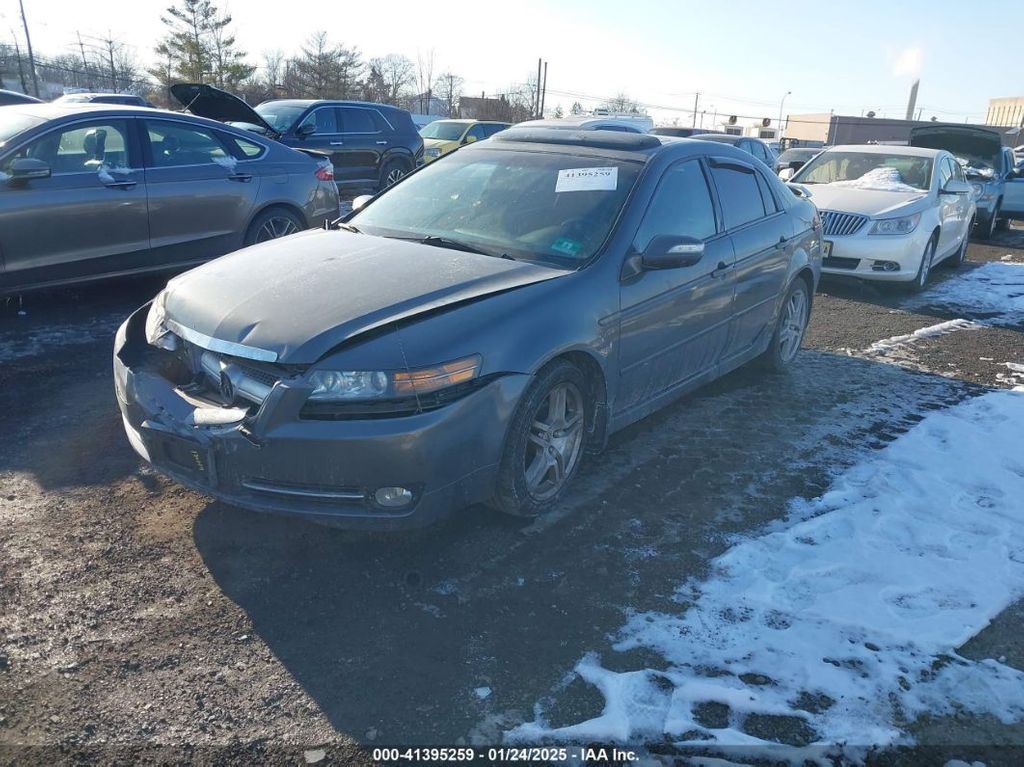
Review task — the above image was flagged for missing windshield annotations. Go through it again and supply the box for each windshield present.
[0,112,45,148]
[778,149,816,163]
[793,151,933,191]
[349,148,642,266]
[420,122,467,141]
[254,103,307,132]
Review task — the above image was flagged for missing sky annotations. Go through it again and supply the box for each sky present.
[2,0,1020,127]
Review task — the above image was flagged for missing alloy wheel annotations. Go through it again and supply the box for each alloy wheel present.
[917,239,935,289]
[255,216,299,242]
[523,382,585,501]
[385,167,405,187]
[777,287,809,362]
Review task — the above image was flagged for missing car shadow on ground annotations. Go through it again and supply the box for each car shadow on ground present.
[192,350,983,745]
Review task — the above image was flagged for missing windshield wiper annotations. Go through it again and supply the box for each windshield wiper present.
[336,222,361,233]
[418,235,492,256]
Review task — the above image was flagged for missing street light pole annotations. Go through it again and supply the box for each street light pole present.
[778,90,791,143]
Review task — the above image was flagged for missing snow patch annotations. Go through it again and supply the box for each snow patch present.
[832,167,921,193]
[508,388,1024,749]
[213,155,238,172]
[96,164,133,184]
[475,686,492,700]
[906,262,1024,326]
[865,318,980,354]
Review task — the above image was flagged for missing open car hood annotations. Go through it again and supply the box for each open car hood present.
[169,83,277,136]
[162,229,568,364]
[909,124,1002,168]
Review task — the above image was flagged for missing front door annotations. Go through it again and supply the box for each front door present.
[0,118,149,289]
[142,117,261,265]
[617,159,735,416]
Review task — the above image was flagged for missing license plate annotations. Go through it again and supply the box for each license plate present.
[822,240,833,258]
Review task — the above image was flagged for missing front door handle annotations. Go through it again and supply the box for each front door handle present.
[375,140,388,145]
[103,180,137,189]
[227,173,253,182]
[775,236,788,250]
[330,141,345,146]
[711,261,731,278]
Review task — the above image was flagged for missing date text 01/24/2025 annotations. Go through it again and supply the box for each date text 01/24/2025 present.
[372,746,640,763]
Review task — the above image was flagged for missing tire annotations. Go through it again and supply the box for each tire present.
[946,222,970,268]
[906,234,937,293]
[378,158,409,191]
[975,209,998,241]
[244,207,304,246]
[492,360,589,518]
[758,278,811,372]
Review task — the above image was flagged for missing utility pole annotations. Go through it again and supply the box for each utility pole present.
[18,0,40,98]
[692,92,700,127]
[103,32,118,91]
[11,34,29,94]
[76,32,90,88]
[540,61,548,118]
[535,58,542,118]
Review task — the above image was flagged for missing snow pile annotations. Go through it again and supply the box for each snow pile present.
[509,388,1024,750]
[96,164,133,184]
[832,167,920,193]
[865,318,980,354]
[956,157,995,180]
[907,262,1024,326]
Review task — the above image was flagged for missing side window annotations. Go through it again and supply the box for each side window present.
[754,171,779,213]
[952,161,965,183]
[482,124,506,138]
[226,134,266,159]
[299,108,338,135]
[465,124,487,142]
[633,160,717,251]
[371,110,392,132]
[147,121,230,168]
[2,121,131,175]
[709,164,768,229]
[938,158,953,189]
[339,108,377,133]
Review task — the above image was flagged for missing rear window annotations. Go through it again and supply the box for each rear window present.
[710,165,767,229]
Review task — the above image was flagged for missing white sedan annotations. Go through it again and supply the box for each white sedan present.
[789,145,976,291]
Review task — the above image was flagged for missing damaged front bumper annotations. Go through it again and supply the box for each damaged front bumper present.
[114,306,529,530]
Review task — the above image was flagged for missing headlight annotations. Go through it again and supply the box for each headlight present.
[306,354,481,401]
[425,147,441,158]
[970,182,984,198]
[144,290,178,350]
[869,212,921,236]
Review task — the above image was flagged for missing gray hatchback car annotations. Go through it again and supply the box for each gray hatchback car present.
[115,129,821,531]
[0,103,339,294]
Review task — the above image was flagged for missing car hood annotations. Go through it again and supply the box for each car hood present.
[798,184,928,217]
[162,229,567,364]
[170,83,277,136]
[423,137,459,151]
[910,124,1002,172]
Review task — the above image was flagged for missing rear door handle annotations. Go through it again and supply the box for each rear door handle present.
[103,180,137,189]
[375,140,388,145]
[228,173,253,183]
[711,261,731,278]
[775,236,789,250]
[330,141,345,146]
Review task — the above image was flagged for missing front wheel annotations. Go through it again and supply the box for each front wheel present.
[758,279,810,372]
[906,235,936,293]
[947,222,971,268]
[492,361,589,518]
[974,209,998,241]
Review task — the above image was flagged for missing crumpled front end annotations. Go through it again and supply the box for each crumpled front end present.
[114,304,528,530]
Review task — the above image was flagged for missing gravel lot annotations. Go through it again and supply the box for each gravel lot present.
[1,223,1023,764]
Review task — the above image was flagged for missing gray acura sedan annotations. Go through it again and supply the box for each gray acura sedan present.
[0,103,339,294]
[114,129,821,530]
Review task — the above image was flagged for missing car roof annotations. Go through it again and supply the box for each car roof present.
[826,144,945,158]
[257,99,401,111]
[516,116,650,130]
[690,134,754,144]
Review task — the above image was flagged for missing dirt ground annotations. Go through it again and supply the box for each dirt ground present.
[1,224,1023,765]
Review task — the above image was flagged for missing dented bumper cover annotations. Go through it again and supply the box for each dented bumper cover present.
[114,306,529,530]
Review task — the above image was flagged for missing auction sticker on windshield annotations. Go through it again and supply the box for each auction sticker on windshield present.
[555,166,618,192]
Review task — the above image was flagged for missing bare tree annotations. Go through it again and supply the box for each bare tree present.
[415,48,435,104]
[435,71,463,117]
[569,101,584,115]
[599,92,645,114]
[365,53,414,105]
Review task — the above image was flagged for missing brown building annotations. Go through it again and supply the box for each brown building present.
[783,112,1019,147]
[459,95,512,122]
[985,97,1024,128]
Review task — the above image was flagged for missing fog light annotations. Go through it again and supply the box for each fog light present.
[872,260,900,272]
[374,487,414,508]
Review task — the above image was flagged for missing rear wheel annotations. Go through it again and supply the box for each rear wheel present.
[492,360,589,518]
[758,279,810,371]
[378,158,409,191]
[244,207,304,245]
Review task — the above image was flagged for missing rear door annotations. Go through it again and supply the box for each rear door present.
[617,158,735,414]
[141,117,261,265]
[708,157,792,361]
[337,106,388,184]
[0,117,149,288]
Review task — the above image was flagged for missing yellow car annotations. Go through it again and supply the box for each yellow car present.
[419,119,511,163]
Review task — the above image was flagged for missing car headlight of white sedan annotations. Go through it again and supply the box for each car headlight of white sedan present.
[869,212,921,236]
[424,147,441,158]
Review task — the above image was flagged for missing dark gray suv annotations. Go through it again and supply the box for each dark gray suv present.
[115,130,821,531]
[172,84,424,192]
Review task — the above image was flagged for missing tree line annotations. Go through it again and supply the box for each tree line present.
[2,0,643,120]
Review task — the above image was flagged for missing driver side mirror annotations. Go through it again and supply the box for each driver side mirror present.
[642,235,705,270]
[296,123,317,138]
[351,194,373,211]
[462,134,477,145]
[7,157,52,181]
[941,178,971,195]
[778,167,795,181]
